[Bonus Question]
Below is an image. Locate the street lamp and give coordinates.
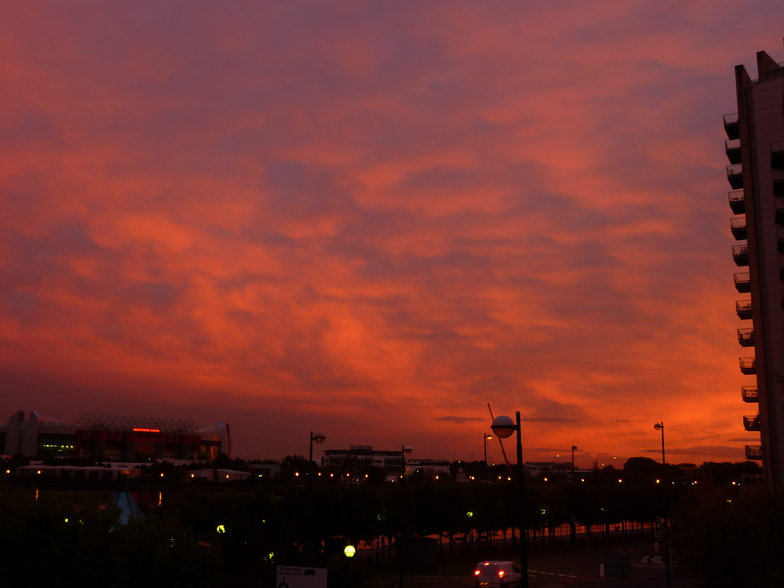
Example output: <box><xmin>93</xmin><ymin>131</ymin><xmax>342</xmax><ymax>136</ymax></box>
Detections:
<box><xmin>484</xmin><ymin>434</ymin><xmax>492</xmax><ymax>484</ymax></box>
<box><xmin>491</xmin><ymin>413</ymin><xmax>528</xmax><ymax>586</ymax></box>
<box><xmin>345</xmin><ymin>544</ymin><xmax>356</xmax><ymax>576</ymax></box>
<box><xmin>399</xmin><ymin>445</ymin><xmax>412</xmax><ymax>588</ymax></box>
<box><xmin>305</xmin><ymin>432</ymin><xmax>326</xmax><ymax>564</ymax></box>
<box><xmin>653</xmin><ymin>422</ymin><xmax>671</xmax><ymax>588</ymax></box>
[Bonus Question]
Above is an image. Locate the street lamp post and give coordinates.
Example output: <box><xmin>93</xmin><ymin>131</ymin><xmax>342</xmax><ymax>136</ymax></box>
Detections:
<box><xmin>491</xmin><ymin>413</ymin><xmax>528</xmax><ymax>587</ymax></box>
<box><xmin>305</xmin><ymin>431</ymin><xmax>326</xmax><ymax>564</ymax></box>
<box><xmin>344</xmin><ymin>544</ymin><xmax>356</xmax><ymax>575</ymax></box>
<box><xmin>484</xmin><ymin>434</ymin><xmax>492</xmax><ymax>484</ymax></box>
<box><xmin>399</xmin><ymin>445</ymin><xmax>412</xmax><ymax>588</ymax></box>
<box><xmin>569</xmin><ymin>445</ymin><xmax>577</xmax><ymax>545</ymax></box>
<box><xmin>570</xmin><ymin>445</ymin><xmax>577</xmax><ymax>483</ymax></box>
<box><xmin>654</xmin><ymin>422</ymin><xmax>671</xmax><ymax>588</ymax></box>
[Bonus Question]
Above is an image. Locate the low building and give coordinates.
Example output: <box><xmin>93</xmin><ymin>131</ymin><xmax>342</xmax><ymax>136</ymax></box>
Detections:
<box><xmin>523</xmin><ymin>461</ymin><xmax>591</xmax><ymax>481</ymax></box>
<box><xmin>187</xmin><ymin>468</ymin><xmax>250</xmax><ymax>482</ymax></box>
<box><xmin>322</xmin><ymin>446</ymin><xmax>454</xmax><ymax>480</ymax></box>
<box><xmin>250</xmin><ymin>462</ymin><xmax>281</xmax><ymax>479</ymax></box>
<box><xmin>322</xmin><ymin>445</ymin><xmax>404</xmax><ymax>472</ymax></box>
<box><xmin>16</xmin><ymin>463</ymin><xmax>142</xmax><ymax>480</ymax></box>
<box><xmin>408</xmin><ymin>459</ymin><xmax>451</xmax><ymax>479</ymax></box>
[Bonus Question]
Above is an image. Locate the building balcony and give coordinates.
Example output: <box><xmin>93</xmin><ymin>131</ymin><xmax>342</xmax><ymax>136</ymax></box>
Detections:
<box><xmin>727</xmin><ymin>164</ymin><xmax>743</xmax><ymax>189</ymax></box>
<box><xmin>743</xmin><ymin>415</ymin><xmax>760</xmax><ymax>432</ymax></box>
<box><xmin>741</xmin><ymin>386</ymin><xmax>758</xmax><ymax>402</ymax></box>
<box><xmin>732</xmin><ymin>244</ymin><xmax>749</xmax><ymax>266</ymax></box>
<box><xmin>729</xmin><ymin>190</ymin><xmax>745</xmax><ymax>214</ymax></box>
<box><xmin>745</xmin><ymin>445</ymin><xmax>763</xmax><ymax>460</ymax></box>
<box><xmin>736</xmin><ymin>300</ymin><xmax>752</xmax><ymax>319</ymax></box>
<box><xmin>724</xmin><ymin>112</ymin><xmax>739</xmax><ymax>140</ymax></box>
<box><xmin>740</xmin><ymin>357</ymin><xmax>756</xmax><ymax>374</ymax></box>
<box><xmin>733</xmin><ymin>272</ymin><xmax>751</xmax><ymax>294</ymax></box>
<box><xmin>734</xmin><ymin>272</ymin><xmax>750</xmax><ymax>293</ymax></box>
<box><xmin>737</xmin><ymin>328</ymin><xmax>754</xmax><ymax>347</ymax></box>
<box><xmin>776</xmin><ymin>180</ymin><xmax>784</xmax><ymax>196</ymax></box>
<box><xmin>725</xmin><ymin>139</ymin><xmax>741</xmax><ymax>164</ymax></box>
<box><xmin>730</xmin><ymin>217</ymin><xmax>746</xmax><ymax>240</ymax></box>
<box><xmin>773</xmin><ymin>141</ymin><xmax>784</xmax><ymax>169</ymax></box>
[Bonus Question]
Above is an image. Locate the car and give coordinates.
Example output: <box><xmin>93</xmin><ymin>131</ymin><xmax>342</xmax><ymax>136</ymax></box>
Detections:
<box><xmin>473</xmin><ymin>560</ymin><xmax>522</xmax><ymax>588</ymax></box>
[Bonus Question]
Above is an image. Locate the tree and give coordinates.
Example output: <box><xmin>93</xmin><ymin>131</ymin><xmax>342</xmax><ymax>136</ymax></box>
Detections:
<box><xmin>280</xmin><ymin>454</ymin><xmax>311</xmax><ymax>482</ymax></box>
<box><xmin>697</xmin><ymin>461</ymin><xmax>763</xmax><ymax>488</ymax></box>
<box><xmin>623</xmin><ymin>457</ymin><xmax>661</xmax><ymax>483</ymax></box>
<box><xmin>670</xmin><ymin>486</ymin><xmax>784</xmax><ymax>587</ymax></box>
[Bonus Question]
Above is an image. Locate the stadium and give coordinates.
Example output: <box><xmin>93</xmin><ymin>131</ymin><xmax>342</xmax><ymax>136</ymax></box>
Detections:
<box><xmin>1</xmin><ymin>410</ymin><xmax>231</xmax><ymax>461</ymax></box>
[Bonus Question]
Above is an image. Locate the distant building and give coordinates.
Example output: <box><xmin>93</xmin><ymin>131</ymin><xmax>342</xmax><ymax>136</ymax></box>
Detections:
<box><xmin>249</xmin><ymin>462</ymin><xmax>281</xmax><ymax>479</ymax></box>
<box><xmin>187</xmin><ymin>468</ymin><xmax>250</xmax><ymax>482</ymax></box>
<box><xmin>724</xmin><ymin>46</ymin><xmax>784</xmax><ymax>487</ymax></box>
<box><xmin>322</xmin><ymin>445</ymin><xmax>404</xmax><ymax>472</ymax></box>
<box><xmin>524</xmin><ymin>461</ymin><xmax>569</xmax><ymax>477</ymax></box>
<box><xmin>408</xmin><ymin>459</ymin><xmax>451</xmax><ymax>479</ymax></box>
<box><xmin>0</xmin><ymin>410</ymin><xmax>231</xmax><ymax>461</ymax></box>
<box><xmin>523</xmin><ymin>461</ymin><xmax>592</xmax><ymax>481</ymax></box>
<box><xmin>321</xmin><ymin>446</ymin><xmax>456</xmax><ymax>480</ymax></box>
<box><xmin>16</xmin><ymin>463</ymin><xmax>142</xmax><ymax>480</ymax></box>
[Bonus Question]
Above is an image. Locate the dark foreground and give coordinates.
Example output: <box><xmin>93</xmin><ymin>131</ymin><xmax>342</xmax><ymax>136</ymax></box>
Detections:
<box><xmin>364</xmin><ymin>538</ymin><xmax>696</xmax><ymax>588</ymax></box>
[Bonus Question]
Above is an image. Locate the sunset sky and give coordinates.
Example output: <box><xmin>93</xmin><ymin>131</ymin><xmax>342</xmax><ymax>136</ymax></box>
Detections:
<box><xmin>2</xmin><ymin>2</ymin><xmax>783</xmax><ymax>468</ymax></box>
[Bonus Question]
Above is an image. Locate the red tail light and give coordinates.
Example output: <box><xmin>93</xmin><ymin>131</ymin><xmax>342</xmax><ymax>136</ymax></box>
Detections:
<box><xmin>474</xmin><ymin>570</ymin><xmax>480</xmax><ymax>576</ymax></box>
<box><xmin>498</xmin><ymin>571</ymin><xmax>505</xmax><ymax>578</ymax></box>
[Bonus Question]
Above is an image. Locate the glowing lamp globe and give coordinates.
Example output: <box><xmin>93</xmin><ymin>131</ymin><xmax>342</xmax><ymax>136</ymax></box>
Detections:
<box><xmin>491</xmin><ymin>415</ymin><xmax>516</xmax><ymax>439</ymax></box>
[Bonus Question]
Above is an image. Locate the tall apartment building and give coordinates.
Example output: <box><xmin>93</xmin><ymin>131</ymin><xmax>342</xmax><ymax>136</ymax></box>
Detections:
<box><xmin>725</xmin><ymin>46</ymin><xmax>784</xmax><ymax>487</ymax></box>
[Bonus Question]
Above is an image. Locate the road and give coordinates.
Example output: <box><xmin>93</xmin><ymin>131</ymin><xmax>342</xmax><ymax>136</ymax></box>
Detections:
<box><xmin>367</xmin><ymin>538</ymin><xmax>697</xmax><ymax>588</ymax></box>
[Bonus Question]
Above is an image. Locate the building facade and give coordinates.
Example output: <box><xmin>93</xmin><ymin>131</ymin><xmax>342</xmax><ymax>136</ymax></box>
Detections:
<box><xmin>1</xmin><ymin>410</ymin><xmax>231</xmax><ymax>461</ymax></box>
<box><xmin>726</xmin><ymin>46</ymin><xmax>784</xmax><ymax>487</ymax></box>
<box><xmin>321</xmin><ymin>445</ymin><xmax>404</xmax><ymax>472</ymax></box>
<box><xmin>407</xmin><ymin>459</ymin><xmax>451</xmax><ymax>479</ymax></box>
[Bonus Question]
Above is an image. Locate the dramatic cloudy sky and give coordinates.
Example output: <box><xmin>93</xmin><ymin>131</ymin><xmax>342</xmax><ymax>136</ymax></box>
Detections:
<box><xmin>2</xmin><ymin>1</ymin><xmax>783</xmax><ymax>466</ymax></box>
